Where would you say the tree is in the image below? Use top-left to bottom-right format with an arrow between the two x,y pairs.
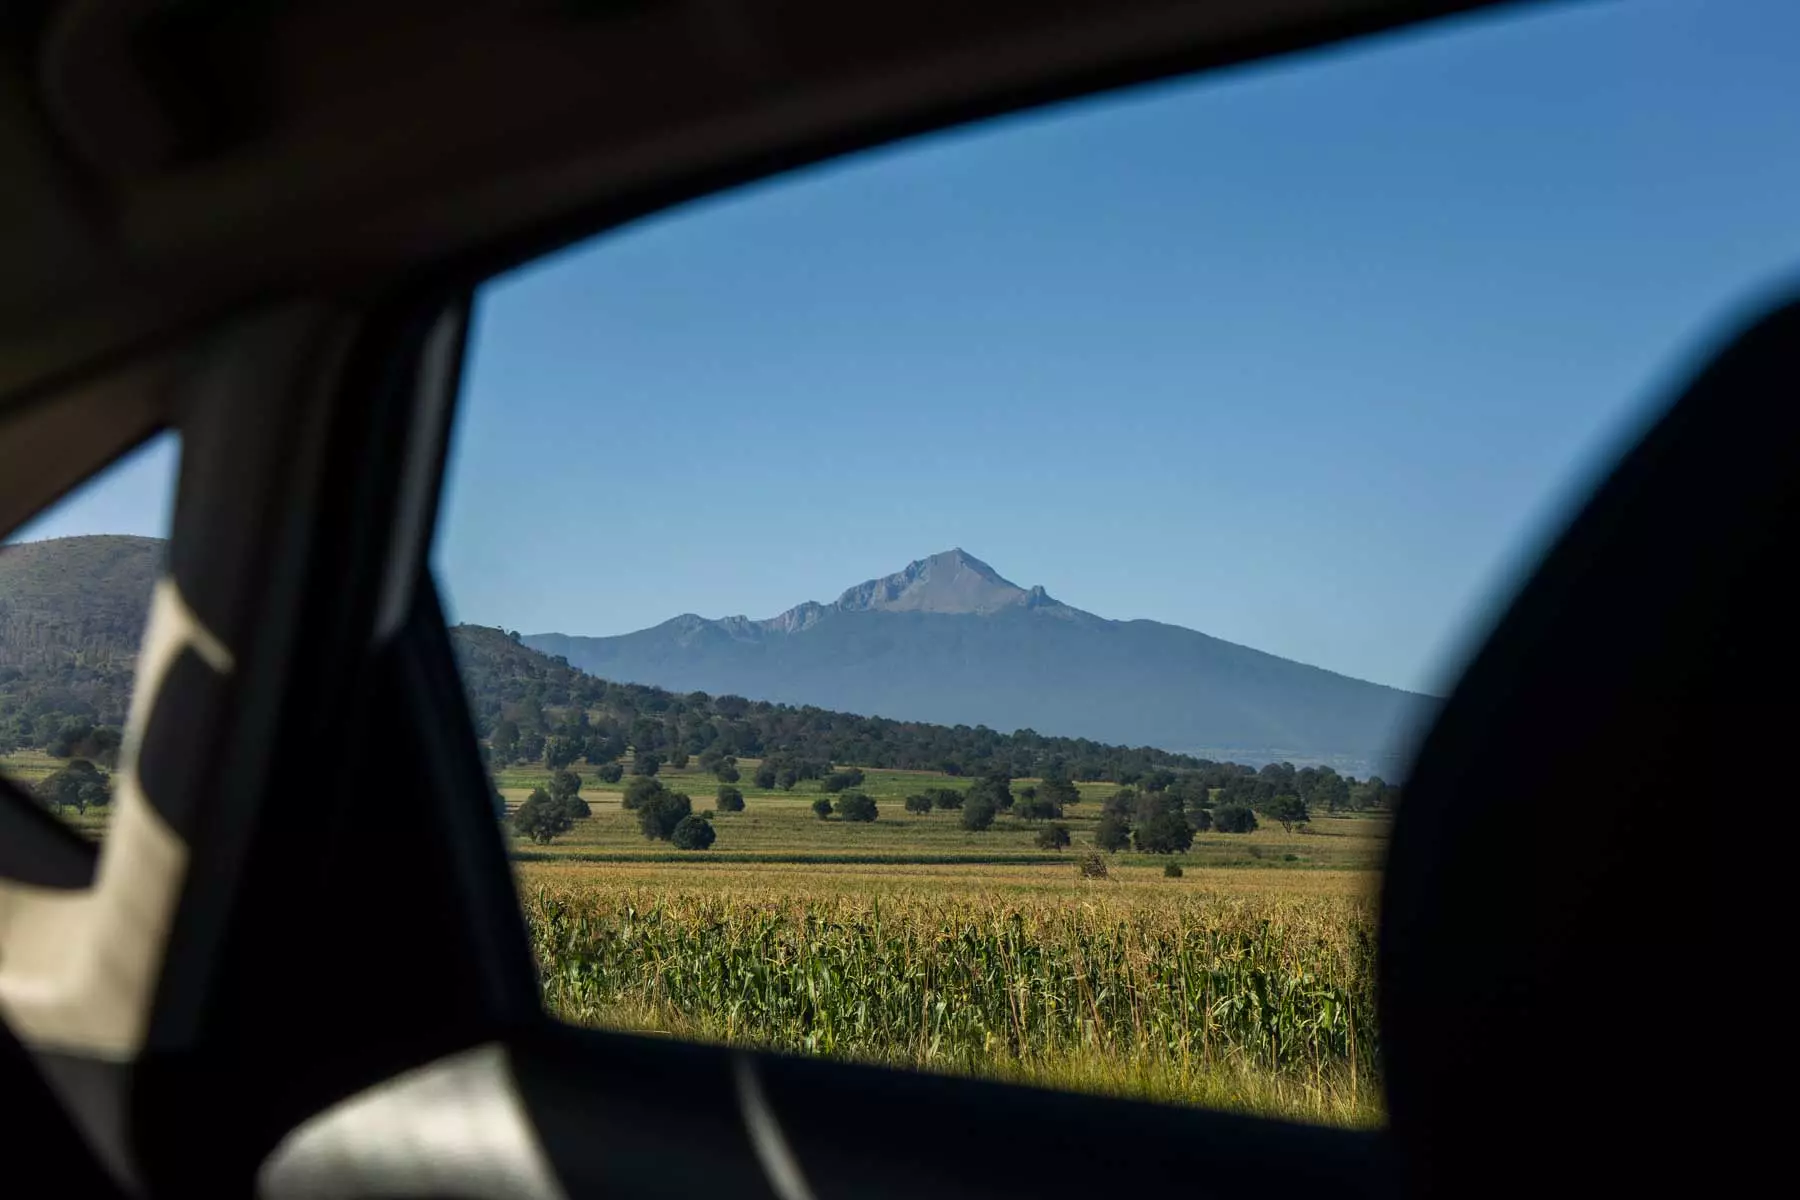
716,785 -> 745,812
903,793 -> 934,814
1094,813 -> 1131,852
714,760 -> 741,784
1076,851 -> 1109,879
966,773 -> 1014,811
1039,773 -> 1081,809
820,769 -> 865,793
36,759 -> 106,811
544,736 -> 581,770
930,788 -> 964,810
1163,862 -> 1185,878
517,730 -> 546,762
598,762 -> 624,784
1133,811 -> 1195,854
959,795 -> 997,831
548,768 -> 583,802
671,813 -> 716,850
1101,787 -> 1137,817
1264,794 -> 1310,833
631,752 -> 662,777
777,768 -> 800,791
636,790 -> 692,840
1188,806 -> 1213,833
491,719 -> 520,762
667,749 -> 690,769
811,797 -> 834,820
1015,792 -> 1063,821
1034,823 -> 1071,850
1141,769 -> 1178,794
511,788 -> 574,844
77,781 -> 111,810
622,775 -> 665,811
834,792 -> 878,822
754,761 -> 778,789
1214,804 -> 1259,833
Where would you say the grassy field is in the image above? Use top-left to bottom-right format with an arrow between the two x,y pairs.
5,750 -> 1390,1125
494,762 -> 1390,871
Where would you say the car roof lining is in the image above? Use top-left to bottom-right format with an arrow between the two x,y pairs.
1,0 -> 1527,406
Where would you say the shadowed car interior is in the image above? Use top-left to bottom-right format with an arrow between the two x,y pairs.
0,1 -> 1771,1197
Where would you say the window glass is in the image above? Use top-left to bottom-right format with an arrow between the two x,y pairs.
0,433 -> 180,838
426,0 -> 1798,1127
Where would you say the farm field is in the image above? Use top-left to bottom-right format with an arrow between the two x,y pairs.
502,759 -> 1388,1127
4,750 -> 1391,1126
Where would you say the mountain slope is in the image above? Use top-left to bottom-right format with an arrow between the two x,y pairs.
527,550 -> 1432,773
450,623 -> 1236,781
0,536 -> 163,741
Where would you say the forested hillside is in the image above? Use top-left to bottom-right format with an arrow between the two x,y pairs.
0,535 -> 158,753
453,624 -> 1395,803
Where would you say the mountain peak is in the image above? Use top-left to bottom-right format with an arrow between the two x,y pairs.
835,549 -> 1037,615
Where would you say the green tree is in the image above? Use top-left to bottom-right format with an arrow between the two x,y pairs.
930,788 -> 964,810
777,768 -> 800,791
1039,773 -> 1081,809
820,769 -> 865,793
903,793 -> 934,814
667,749 -> 690,769
636,790 -> 692,841
716,785 -> 745,812
714,760 -> 741,784
36,759 -> 105,811
622,775 -> 665,811
544,736 -> 581,770
517,730 -> 546,762
1034,823 -> 1071,850
1214,804 -> 1259,833
585,734 -> 625,765
1141,769 -> 1178,793
671,813 -> 716,850
491,719 -> 520,762
547,768 -> 589,816
1015,793 -> 1063,821
511,788 -> 574,844
834,792 -> 878,822
598,762 -> 624,784
754,761 -> 778,789
811,797 -> 834,820
1264,794 -> 1310,833
959,795 -> 997,832
1133,812 -> 1195,854
966,773 -> 1014,811
631,752 -> 662,777
1101,787 -> 1137,817
1094,813 -> 1131,852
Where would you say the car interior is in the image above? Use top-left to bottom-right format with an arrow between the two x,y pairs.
0,0 -> 1770,1196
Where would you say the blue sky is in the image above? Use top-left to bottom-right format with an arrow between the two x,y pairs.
16,0 -> 1800,695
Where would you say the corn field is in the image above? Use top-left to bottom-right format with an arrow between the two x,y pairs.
525,884 -> 1382,1125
